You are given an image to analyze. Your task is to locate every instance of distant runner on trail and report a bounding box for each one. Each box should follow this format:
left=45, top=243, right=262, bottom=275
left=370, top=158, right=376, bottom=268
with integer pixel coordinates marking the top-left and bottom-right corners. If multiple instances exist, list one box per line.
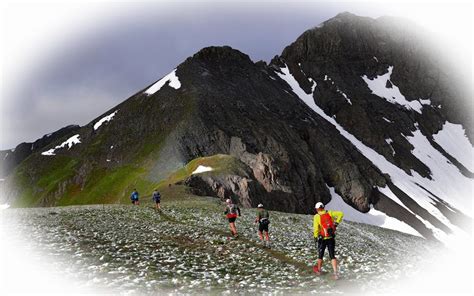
left=224, top=199, right=241, bottom=238
left=255, top=203, right=271, bottom=247
left=313, top=202, right=344, bottom=280
left=152, top=189, right=161, bottom=210
left=130, top=189, right=140, bottom=205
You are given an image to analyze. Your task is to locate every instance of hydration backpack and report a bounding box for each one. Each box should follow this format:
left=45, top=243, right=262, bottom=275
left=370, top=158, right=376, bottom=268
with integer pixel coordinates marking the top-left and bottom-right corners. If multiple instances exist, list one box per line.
left=230, top=205, right=238, bottom=214
left=226, top=205, right=238, bottom=218
left=319, top=212, right=335, bottom=238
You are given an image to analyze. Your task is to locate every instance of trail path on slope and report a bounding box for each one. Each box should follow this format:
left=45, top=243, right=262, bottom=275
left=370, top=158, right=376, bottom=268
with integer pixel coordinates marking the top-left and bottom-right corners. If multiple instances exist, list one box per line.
left=153, top=206, right=314, bottom=274
left=1, top=203, right=436, bottom=294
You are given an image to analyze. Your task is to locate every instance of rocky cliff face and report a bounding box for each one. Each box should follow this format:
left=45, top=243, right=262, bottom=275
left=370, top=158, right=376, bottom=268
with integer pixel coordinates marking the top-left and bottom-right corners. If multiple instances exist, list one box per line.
left=1, top=13, right=471, bottom=241
left=171, top=46, right=390, bottom=216
left=276, top=12, right=472, bottom=177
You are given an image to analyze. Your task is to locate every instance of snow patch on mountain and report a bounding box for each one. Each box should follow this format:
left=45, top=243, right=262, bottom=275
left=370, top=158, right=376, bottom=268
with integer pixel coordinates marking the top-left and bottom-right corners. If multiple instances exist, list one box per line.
left=377, top=185, right=413, bottom=214
left=403, top=129, right=473, bottom=215
left=276, top=64, right=472, bottom=241
left=337, top=89, right=352, bottom=105
left=362, top=66, right=430, bottom=114
left=41, top=150, right=56, bottom=156
left=145, top=69, right=181, bottom=95
left=433, top=121, right=473, bottom=172
left=94, top=110, right=118, bottom=131
left=279, top=66, right=318, bottom=111
left=419, top=98, right=431, bottom=105
left=385, top=138, right=395, bottom=155
left=325, top=185, right=422, bottom=237
left=41, top=134, right=81, bottom=156
left=303, top=68, right=350, bottom=105
left=192, top=165, right=213, bottom=175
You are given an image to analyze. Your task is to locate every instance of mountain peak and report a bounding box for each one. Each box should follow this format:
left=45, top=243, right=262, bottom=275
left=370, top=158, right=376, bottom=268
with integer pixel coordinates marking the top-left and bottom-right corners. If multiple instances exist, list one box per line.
left=315, top=12, right=373, bottom=29
left=189, top=46, right=253, bottom=65
left=334, top=11, right=358, bottom=19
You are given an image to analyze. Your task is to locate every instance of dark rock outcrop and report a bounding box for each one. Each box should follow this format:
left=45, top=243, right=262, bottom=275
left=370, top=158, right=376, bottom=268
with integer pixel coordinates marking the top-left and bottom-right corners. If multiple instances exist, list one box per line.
left=275, top=12, right=472, bottom=178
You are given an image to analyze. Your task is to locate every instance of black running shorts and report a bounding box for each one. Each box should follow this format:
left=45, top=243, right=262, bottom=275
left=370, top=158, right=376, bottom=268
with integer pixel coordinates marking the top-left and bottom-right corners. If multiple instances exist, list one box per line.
left=258, top=221, right=269, bottom=232
left=317, top=237, right=336, bottom=260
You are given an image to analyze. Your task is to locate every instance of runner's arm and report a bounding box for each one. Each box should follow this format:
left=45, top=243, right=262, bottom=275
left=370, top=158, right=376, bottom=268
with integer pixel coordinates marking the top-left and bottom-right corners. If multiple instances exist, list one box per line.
left=330, top=211, right=344, bottom=224
left=313, top=215, right=320, bottom=238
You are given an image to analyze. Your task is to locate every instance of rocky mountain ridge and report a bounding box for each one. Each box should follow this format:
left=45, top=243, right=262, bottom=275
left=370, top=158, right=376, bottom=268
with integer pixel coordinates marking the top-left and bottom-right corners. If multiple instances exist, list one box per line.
left=1, top=13, right=472, bottom=241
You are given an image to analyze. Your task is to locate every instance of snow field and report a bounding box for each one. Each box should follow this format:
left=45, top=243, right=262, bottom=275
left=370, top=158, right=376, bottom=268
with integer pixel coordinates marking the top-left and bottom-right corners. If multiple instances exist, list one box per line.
left=276, top=64, right=473, bottom=241
left=361, top=66, right=431, bottom=113
left=433, top=121, right=473, bottom=172
left=191, top=165, right=214, bottom=175
left=94, top=110, right=118, bottom=131
left=144, top=69, right=181, bottom=96
left=41, top=134, right=81, bottom=156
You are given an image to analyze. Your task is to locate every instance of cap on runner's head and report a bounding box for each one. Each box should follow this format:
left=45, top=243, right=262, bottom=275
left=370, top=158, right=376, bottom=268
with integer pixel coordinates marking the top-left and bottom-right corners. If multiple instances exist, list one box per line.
left=315, top=202, right=325, bottom=209
left=226, top=199, right=232, bottom=204
left=257, top=203, right=264, bottom=208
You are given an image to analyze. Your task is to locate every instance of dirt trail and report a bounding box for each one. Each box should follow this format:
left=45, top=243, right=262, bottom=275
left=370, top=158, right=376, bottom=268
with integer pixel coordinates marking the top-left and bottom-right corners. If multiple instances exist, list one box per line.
left=150, top=206, right=314, bottom=275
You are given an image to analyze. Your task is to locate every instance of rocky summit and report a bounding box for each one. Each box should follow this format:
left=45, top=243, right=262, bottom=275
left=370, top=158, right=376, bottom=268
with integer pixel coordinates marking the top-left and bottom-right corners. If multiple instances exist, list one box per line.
left=0, top=13, right=472, bottom=241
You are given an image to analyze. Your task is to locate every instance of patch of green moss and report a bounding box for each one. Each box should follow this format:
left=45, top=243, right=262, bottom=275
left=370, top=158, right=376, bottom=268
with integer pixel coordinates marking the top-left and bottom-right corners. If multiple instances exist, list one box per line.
left=157, top=154, right=247, bottom=188
left=12, top=156, right=79, bottom=207
left=58, top=165, right=157, bottom=206
left=11, top=176, right=36, bottom=208
left=37, top=157, right=78, bottom=192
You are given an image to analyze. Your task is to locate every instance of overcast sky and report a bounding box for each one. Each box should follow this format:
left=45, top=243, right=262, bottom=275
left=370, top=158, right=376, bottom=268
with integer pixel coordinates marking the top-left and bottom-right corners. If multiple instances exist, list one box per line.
left=0, top=1, right=472, bottom=149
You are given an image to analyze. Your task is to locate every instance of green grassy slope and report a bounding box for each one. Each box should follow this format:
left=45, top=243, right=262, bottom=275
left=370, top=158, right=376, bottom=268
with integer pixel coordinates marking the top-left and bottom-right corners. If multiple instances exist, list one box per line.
left=9, top=153, right=244, bottom=208
left=6, top=86, right=198, bottom=208
left=157, top=154, right=247, bottom=187
left=12, top=156, right=79, bottom=207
